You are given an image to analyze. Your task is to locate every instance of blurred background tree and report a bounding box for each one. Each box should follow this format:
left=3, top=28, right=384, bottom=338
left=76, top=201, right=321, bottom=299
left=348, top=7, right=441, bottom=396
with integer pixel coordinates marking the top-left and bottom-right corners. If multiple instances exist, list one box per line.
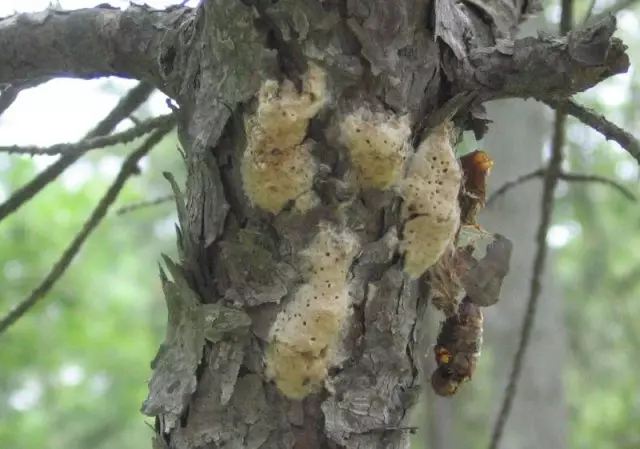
left=0, top=1, right=638, bottom=449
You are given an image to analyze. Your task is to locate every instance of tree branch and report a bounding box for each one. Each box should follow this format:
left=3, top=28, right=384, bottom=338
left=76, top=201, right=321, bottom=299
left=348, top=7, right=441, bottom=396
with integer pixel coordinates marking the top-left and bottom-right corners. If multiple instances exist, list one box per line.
left=114, top=194, right=174, bottom=216
left=543, top=98, right=640, bottom=165
left=449, top=16, right=629, bottom=102
left=589, top=0, right=640, bottom=24
left=488, top=169, right=636, bottom=204
left=559, top=173, right=636, bottom=200
left=487, top=169, right=546, bottom=205
left=0, top=4, right=189, bottom=87
left=0, top=81, right=155, bottom=223
left=0, top=78, right=51, bottom=117
left=0, top=113, right=174, bottom=156
left=0, top=86, right=20, bottom=117
left=488, top=113, right=565, bottom=449
left=0, top=119, right=176, bottom=337
left=489, top=1, right=574, bottom=446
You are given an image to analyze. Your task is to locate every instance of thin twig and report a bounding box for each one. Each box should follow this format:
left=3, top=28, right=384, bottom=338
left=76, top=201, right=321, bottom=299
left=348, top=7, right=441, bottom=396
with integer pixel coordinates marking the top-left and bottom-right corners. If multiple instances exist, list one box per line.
left=0, top=86, right=20, bottom=117
left=581, top=0, right=598, bottom=24
left=488, top=169, right=636, bottom=205
left=544, top=98, right=640, bottom=165
left=0, top=120, right=176, bottom=337
left=0, top=113, right=174, bottom=156
left=589, top=0, right=640, bottom=24
left=85, top=83, right=156, bottom=140
left=0, top=78, right=51, bottom=118
left=0, top=82, right=155, bottom=223
left=489, top=1, right=573, bottom=447
left=487, top=169, right=546, bottom=206
left=560, top=173, right=636, bottom=201
left=488, top=117, right=566, bottom=449
left=114, top=194, right=174, bottom=216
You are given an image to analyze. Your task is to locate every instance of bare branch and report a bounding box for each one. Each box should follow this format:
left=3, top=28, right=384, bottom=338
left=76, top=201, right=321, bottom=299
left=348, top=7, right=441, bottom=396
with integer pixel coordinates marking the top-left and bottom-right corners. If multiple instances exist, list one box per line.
left=487, top=169, right=546, bottom=206
left=114, top=194, right=174, bottom=216
left=488, top=169, right=636, bottom=205
left=559, top=173, right=637, bottom=201
left=0, top=82, right=155, bottom=223
left=450, top=16, right=629, bottom=102
left=0, top=113, right=174, bottom=156
left=0, top=120, right=176, bottom=337
left=86, top=83, right=156, bottom=139
left=0, top=86, right=20, bottom=117
left=488, top=114, right=566, bottom=449
left=589, top=0, right=640, bottom=24
left=581, top=0, right=599, bottom=25
left=490, top=2, right=573, bottom=445
left=543, top=98, right=640, bottom=165
left=0, top=4, right=189, bottom=87
left=0, top=78, right=51, bottom=117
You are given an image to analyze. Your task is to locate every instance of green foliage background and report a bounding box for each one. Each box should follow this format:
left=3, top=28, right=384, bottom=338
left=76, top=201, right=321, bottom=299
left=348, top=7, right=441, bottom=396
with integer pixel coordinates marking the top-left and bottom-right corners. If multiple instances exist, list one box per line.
left=0, top=126, right=184, bottom=449
left=0, top=1, right=639, bottom=449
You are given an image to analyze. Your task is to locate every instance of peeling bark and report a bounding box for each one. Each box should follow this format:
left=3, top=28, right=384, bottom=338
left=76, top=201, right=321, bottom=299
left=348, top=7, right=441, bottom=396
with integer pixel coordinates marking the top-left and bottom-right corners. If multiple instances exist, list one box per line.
left=1, top=1, right=630, bottom=448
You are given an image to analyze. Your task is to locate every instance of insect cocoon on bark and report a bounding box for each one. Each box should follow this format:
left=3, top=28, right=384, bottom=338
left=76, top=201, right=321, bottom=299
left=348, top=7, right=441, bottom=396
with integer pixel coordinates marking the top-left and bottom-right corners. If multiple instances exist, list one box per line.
left=337, top=108, right=411, bottom=189
left=266, top=225, right=359, bottom=399
left=398, top=121, right=462, bottom=279
left=242, top=64, right=327, bottom=214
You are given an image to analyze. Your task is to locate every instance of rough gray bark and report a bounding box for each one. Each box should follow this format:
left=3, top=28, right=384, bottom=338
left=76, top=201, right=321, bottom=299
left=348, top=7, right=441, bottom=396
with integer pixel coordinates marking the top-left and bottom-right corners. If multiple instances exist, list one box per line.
left=0, top=2, right=629, bottom=449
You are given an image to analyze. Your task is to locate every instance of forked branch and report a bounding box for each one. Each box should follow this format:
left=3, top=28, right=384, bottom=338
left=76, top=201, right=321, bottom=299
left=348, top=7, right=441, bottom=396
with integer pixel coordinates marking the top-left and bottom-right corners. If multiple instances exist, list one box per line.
left=488, top=169, right=637, bottom=204
left=0, top=119, right=176, bottom=337
left=0, top=114, right=174, bottom=156
left=451, top=16, right=629, bottom=102
left=489, top=1, right=575, bottom=446
left=0, top=82, right=156, bottom=223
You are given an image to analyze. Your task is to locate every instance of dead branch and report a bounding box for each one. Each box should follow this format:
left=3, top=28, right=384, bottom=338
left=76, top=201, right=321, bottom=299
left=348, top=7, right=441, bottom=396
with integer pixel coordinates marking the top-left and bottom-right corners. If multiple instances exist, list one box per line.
left=0, top=86, right=20, bottom=117
left=0, top=5, right=180, bottom=86
left=589, top=0, right=640, bottom=24
left=0, top=78, right=51, bottom=117
left=489, top=1, right=574, bottom=446
left=114, top=194, right=174, bottom=216
left=487, top=110, right=565, bottom=449
left=0, top=119, right=176, bottom=337
left=488, top=169, right=637, bottom=205
left=0, top=82, right=155, bottom=223
left=559, top=173, right=637, bottom=200
left=544, top=98, right=640, bottom=165
left=0, top=113, right=174, bottom=156
left=448, top=16, right=629, bottom=102
left=487, top=169, right=546, bottom=206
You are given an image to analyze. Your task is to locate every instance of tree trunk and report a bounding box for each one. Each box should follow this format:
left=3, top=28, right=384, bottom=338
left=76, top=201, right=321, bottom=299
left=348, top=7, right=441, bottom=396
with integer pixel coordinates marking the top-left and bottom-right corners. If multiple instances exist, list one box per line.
left=0, top=2, right=629, bottom=448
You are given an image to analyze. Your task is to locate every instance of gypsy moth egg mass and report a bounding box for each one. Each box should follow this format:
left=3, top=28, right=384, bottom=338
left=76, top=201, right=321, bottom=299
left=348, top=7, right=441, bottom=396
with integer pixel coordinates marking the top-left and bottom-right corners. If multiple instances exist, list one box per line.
left=241, top=141, right=316, bottom=214
left=241, top=64, right=327, bottom=214
left=399, top=122, right=462, bottom=279
left=265, top=225, right=360, bottom=399
left=338, top=108, right=411, bottom=190
left=265, top=339, right=330, bottom=399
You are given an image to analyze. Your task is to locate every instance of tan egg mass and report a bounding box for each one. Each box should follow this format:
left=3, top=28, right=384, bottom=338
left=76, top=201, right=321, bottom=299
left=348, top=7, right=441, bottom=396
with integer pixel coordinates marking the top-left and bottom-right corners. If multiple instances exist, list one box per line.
left=242, top=64, right=327, bottom=214
left=338, top=108, right=411, bottom=190
left=266, top=225, right=359, bottom=399
left=398, top=121, right=462, bottom=279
